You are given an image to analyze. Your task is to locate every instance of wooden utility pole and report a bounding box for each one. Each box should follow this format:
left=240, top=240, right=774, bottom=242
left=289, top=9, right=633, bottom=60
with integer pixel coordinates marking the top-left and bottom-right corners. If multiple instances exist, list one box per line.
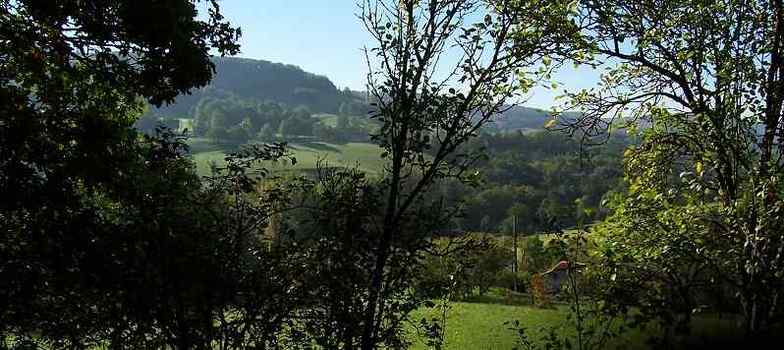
left=512, top=215, right=518, bottom=292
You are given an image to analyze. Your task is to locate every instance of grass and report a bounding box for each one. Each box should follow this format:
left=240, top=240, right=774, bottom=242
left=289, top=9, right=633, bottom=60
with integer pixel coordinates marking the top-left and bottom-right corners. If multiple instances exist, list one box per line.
left=187, top=137, right=228, bottom=154
left=314, top=113, right=377, bottom=127
left=283, top=142, right=386, bottom=173
left=314, top=113, right=380, bottom=134
left=408, top=300, right=564, bottom=350
left=405, top=289, right=744, bottom=350
left=188, top=139, right=386, bottom=176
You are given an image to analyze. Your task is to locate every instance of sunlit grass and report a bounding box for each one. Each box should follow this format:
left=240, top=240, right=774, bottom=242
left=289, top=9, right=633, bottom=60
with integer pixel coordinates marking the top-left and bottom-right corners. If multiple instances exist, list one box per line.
left=189, top=140, right=386, bottom=176
left=406, top=289, right=743, bottom=350
left=408, top=301, right=564, bottom=350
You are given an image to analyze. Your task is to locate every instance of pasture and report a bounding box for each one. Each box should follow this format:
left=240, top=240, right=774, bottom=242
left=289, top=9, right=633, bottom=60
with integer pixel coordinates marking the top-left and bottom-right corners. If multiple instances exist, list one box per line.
left=188, top=138, right=386, bottom=176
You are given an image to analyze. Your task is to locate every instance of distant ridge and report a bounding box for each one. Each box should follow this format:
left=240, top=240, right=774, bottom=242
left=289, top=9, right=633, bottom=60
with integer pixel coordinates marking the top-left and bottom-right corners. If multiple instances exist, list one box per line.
left=152, top=57, right=357, bottom=116
left=152, top=56, right=571, bottom=132
left=487, top=106, right=581, bottom=132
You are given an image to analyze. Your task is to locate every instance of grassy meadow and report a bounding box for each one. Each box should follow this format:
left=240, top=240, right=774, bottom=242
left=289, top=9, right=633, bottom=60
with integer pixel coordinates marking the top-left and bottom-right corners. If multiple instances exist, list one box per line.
left=408, top=299, right=564, bottom=350
left=406, top=289, right=743, bottom=350
left=187, top=138, right=386, bottom=176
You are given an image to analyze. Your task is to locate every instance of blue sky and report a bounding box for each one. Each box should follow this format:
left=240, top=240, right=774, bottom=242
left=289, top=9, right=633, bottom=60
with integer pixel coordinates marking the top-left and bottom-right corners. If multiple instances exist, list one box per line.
left=218, top=0, right=602, bottom=109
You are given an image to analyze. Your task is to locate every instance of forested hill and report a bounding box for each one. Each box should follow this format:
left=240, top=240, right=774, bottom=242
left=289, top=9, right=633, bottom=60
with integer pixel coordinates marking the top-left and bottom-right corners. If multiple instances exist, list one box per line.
left=149, top=56, right=564, bottom=132
left=486, top=106, right=583, bottom=132
left=152, top=57, right=359, bottom=116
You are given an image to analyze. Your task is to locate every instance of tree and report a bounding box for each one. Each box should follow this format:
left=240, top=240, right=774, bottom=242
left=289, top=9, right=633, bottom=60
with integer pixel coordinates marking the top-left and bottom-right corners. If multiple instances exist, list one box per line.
left=356, top=0, right=577, bottom=348
left=226, top=125, right=250, bottom=143
left=162, top=117, right=181, bottom=131
left=507, top=203, right=530, bottom=291
left=277, top=119, right=289, bottom=140
left=194, top=97, right=223, bottom=136
left=258, top=123, right=276, bottom=141
left=336, top=113, right=351, bottom=130
left=134, top=113, right=161, bottom=134
left=1, top=0, right=240, bottom=346
left=550, top=0, right=784, bottom=336
left=240, top=116, right=255, bottom=134
left=207, top=126, right=230, bottom=143
left=339, top=102, right=351, bottom=116
left=292, top=105, right=312, bottom=120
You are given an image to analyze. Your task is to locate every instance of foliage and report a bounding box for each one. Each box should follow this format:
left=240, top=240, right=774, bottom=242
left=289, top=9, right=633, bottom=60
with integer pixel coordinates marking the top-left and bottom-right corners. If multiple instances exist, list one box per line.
left=1, top=125, right=306, bottom=349
left=191, top=96, right=318, bottom=143
left=415, top=235, right=511, bottom=300
left=447, top=130, right=627, bottom=233
left=544, top=0, right=784, bottom=336
left=355, top=0, right=584, bottom=346
left=250, top=164, right=441, bottom=349
left=524, top=235, right=561, bottom=273
left=510, top=229, right=625, bottom=350
left=0, top=0, right=284, bottom=347
left=529, top=275, right=552, bottom=308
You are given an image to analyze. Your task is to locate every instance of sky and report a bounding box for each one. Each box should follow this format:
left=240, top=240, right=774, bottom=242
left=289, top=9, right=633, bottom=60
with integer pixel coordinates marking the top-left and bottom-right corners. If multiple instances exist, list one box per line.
left=218, top=0, right=603, bottom=109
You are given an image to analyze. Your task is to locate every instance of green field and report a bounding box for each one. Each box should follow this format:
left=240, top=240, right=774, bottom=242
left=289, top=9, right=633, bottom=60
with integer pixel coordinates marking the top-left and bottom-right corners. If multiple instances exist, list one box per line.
left=188, top=138, right=386, bottom=176
left=408, top=300, right=564, bottom=350
left=406, top=292, right=742, bottom=350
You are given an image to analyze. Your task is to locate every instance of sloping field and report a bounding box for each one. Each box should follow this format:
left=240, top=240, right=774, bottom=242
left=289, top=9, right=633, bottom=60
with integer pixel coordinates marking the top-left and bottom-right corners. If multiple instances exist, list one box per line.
left=190, top=140, right=386, bottom=176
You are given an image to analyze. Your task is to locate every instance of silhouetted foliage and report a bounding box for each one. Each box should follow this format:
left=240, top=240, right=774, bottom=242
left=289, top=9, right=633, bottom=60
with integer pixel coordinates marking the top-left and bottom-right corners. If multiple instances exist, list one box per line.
left=0, top=0, right=247, bottom=347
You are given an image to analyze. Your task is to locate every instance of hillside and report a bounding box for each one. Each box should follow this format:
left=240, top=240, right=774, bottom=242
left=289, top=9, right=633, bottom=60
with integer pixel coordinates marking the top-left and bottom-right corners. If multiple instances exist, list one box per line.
left=147, top=57, right=563, bottom=134
left=151, top=57, right=361, bottom=116
left=487, top=106, right=582, bottom=132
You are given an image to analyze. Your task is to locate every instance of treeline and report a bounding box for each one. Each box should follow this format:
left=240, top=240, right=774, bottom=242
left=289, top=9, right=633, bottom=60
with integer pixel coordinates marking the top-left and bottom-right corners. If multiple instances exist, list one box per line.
left=441, top=130, right=629, bottom=233
left=136, top=95, right=372, bottom=144
left=415, top=234, right=563, bottom=300
left=193, top=96, right=317, bottom=142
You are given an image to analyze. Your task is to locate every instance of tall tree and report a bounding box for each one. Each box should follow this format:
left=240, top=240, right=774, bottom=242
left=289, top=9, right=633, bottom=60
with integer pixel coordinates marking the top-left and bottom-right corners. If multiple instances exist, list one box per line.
left=1, top=0, right=240, bottom=208
left=0, top=0, right=241, bottom=346
left=357, top=0, right=578, bottom=348
left=551, top=0, right=784, bottom=335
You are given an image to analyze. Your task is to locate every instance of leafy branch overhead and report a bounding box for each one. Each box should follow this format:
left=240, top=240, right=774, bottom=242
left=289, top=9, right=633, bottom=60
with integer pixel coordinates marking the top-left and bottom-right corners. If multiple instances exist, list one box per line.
left=1, top=0, right=241, bottom=106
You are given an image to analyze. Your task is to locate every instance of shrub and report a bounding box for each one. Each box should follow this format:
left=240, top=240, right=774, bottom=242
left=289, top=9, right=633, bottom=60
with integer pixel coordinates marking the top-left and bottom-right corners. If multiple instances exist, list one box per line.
left=415, top=235, right=522, bottom=299
left=495, top=270, right=532, bottom=293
